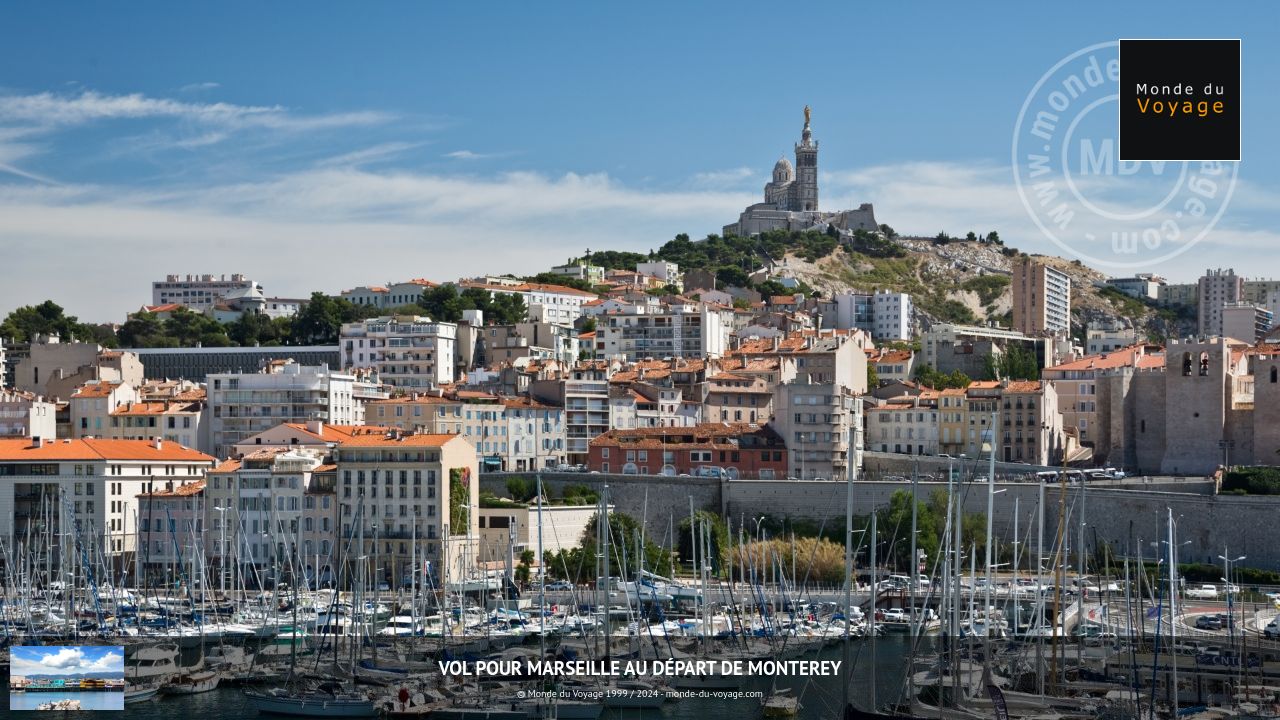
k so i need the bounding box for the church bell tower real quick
[793,105,818,212]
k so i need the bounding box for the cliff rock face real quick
[773,236,1194,339]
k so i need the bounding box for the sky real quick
[0,2,1277,322]
[10,645,125,677]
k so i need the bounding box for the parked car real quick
[544,580,573,591]
[1264,618,1279,639]
[1195,615,1223,630]
[881,608,907,622]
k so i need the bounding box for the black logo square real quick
[1119,39,1240,161]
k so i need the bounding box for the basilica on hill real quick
[723,106,880,238]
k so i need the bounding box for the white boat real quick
[161,669,222,695]
[245,686,379,717]
[125,642,180,681]
[124,683,160,703]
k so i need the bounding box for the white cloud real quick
[444,149,510,160]
[9,647,123,676]
[180,82,221,92]
[319,142,424,168]
[688,167,758,190]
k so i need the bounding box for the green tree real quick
[677,511,730,576]
[875,490,941,572]
[117,312,166,347]
[163,308,229,346]
[867,363,880,389]
[291,292,350,344]
[0,301,97,343]
[980,344,1040,381]
[505,476,536,502]
[448,468,472,535]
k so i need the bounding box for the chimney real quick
[307,419,325,436]
[32,436,44,448]
[152,437,163,451]
[772,337,780,352]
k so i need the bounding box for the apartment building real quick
[867,393,939,456]
[587,423,787,479]
[152,273,258,311]
[0,389,56,439]
[340,315,457,389]
[595,302,730,361]
[703,372,773,424]
[1198,268,1244,337]
[208,362,364,458]
[16,342,144,401]
[1221,303,1273,343]
[366,392,567,471]
[476,502,603,569]
[135,479,206,583]
[0,437,214,572]
[997,380,1063,465]
[339,279,438,309]
[733,331,869,394]
[204,448,327,587]
[1012,257,1071,336]
[530,364,612,465]
[333,431,478,588]
[1041,344,1164,452]
[770,380,862,481]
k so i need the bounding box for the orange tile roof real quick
[1045,344,1165,373]
[1004,380,1043,393]
[143,303,183,313]
[72,383,122,399]
[139,479,206,498]
[967,381,1001,389]
[209,459,243,473]
[337,432,458,448]
[280,423,396,442]
[313,463,338,473]
[0,438,213,462]
[110,401,200,416]
[875,350,913,364]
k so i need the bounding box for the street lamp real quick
[1217,552,1246,647]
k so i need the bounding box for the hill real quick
[617,228,1195,343]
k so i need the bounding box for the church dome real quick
[773,156,794,182]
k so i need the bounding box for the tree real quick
[981,344,1040,381]
[505,476,536,502]
[867,363,880,389]
[162,308,229,346]
[291,292,349,344]
[0,300,96,343]
[526,273,593,293]
[419,285,465,323]
[542,511,671,583]
[879,223,897,239]
[913,363,972,390]
[678,511,729,576]
[965,231,978,243]
[755,280,791,299]
[117,312,166,347]
[579,317,597,334]
[985,231,1001,245]
[875,490,941,573]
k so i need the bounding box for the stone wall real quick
[481,472,1276,569]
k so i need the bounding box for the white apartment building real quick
[339,279,438,309]
[205,448,326,585]
[152,274,259,311]
[635,261,681,287]
[867,397,940,456]
[476,502,604,568]
[1086,322,1138,355]
[366,393,567,472]
[530,365,611,464]
[0,437,214,569]
[871,290,913,341]
[340,316,457,389]
[0,389,56,439]
[208,362,362,458]
[595,303,730,361]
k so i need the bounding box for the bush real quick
[1221,467,1280,495]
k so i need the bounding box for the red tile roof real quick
[139,479,206,498]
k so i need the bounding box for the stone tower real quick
[792,105,819,212]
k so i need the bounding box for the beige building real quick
[16,341,143,401]
[333,431,478,588]
[769,379,862,480]
[1012,257,1071,337]
[476,502,604,569]
[1041,344,1164,456]
[703,372,773,424]
[997,380,1064,465]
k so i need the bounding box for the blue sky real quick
[0,2,1276,321]
[10,645,124,677]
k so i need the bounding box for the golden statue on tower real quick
[804,105,811,125]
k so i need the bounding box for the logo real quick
[1012,41,1237,269]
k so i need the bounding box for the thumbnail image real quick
[9,646,125,711]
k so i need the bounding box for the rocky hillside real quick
[770,235,1194,342]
